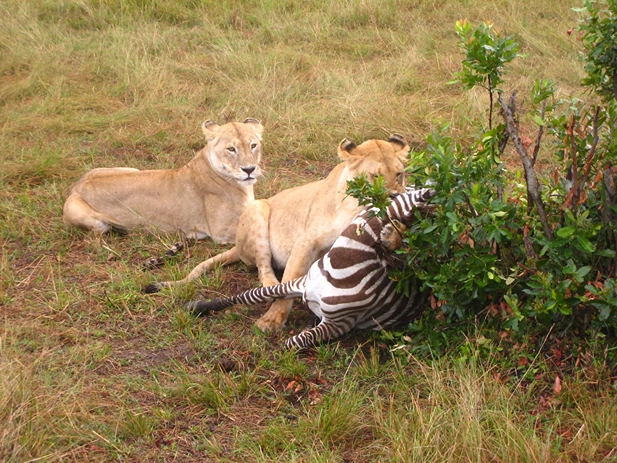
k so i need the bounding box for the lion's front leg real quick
[236,200,280,288]
[255,299,294,332]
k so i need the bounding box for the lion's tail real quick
[143,247,240,293]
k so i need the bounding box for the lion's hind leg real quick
[63,194,127,234]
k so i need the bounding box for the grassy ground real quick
[2,0,617,461]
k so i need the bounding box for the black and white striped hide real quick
[185,186,437,349]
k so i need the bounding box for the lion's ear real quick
[243,118,264,139]
[202,120,220,140]
[389,134,410,161]
[337,138,357,160]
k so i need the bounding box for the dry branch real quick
[498,92,554,240]
[573,107,601,207]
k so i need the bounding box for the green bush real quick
[349,12,617,342]
[576,0,617,102]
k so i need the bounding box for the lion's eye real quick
[396,172,404,183]
[227,146,236,154]
[250,142,258,150]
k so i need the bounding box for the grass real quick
[2,0,616,461]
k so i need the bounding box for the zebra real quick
[185,187,437,349]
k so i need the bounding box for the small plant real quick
[453,19,519,127]
[119,409,155,440]
[346,173,393,219]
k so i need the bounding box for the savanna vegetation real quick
[2,0,616,461]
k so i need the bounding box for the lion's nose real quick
[242,166,256,175]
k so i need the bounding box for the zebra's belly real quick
[355,288,415,330]
[303,263,328,319]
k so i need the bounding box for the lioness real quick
[63,118,264,243]
[146,135,410,332]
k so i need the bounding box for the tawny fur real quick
[147,135,411,333]
[63,119,264,243]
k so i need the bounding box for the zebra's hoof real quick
[142,282,162,294]
[165,242,184,256]
[184,300,211,316]
[142,256,165,270]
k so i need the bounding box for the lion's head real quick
[338,134,409,195]
[203,118,264,185]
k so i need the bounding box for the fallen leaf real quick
[309,389,322,405]
[285,380,298,391]
[553,375,562,395]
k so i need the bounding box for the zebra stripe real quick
[184,276,307,316]
[184,187,436,349]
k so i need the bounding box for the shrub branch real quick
[570,107,601,209]
[498,92,554,240]
[531,100,546,165]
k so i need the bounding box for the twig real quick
[499,92,554,240]
[561,117,578,212]
[572,106,601,208]
[570,424,585,443]
[603,164,617,275]
[531,100,546,166]
[569,116,578,191]
[488,76,494,129]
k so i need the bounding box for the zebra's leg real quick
[284,316,359,349]
[255,238,321,332]
[186,278,306,318]
[380,219,407,251]
[236,200,280,287]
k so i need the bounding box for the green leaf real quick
[556,226,575,238]
[598,249,616,257]
[575,235,596,253]
[575,266,592,280]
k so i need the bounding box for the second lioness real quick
[146,135,411,331]
[63,118,263,242]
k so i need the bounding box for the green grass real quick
[2,0,616,461]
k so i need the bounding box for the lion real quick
[62,119,263,243]
[145,134,410,332]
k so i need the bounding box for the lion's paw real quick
[255,312,287,332]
